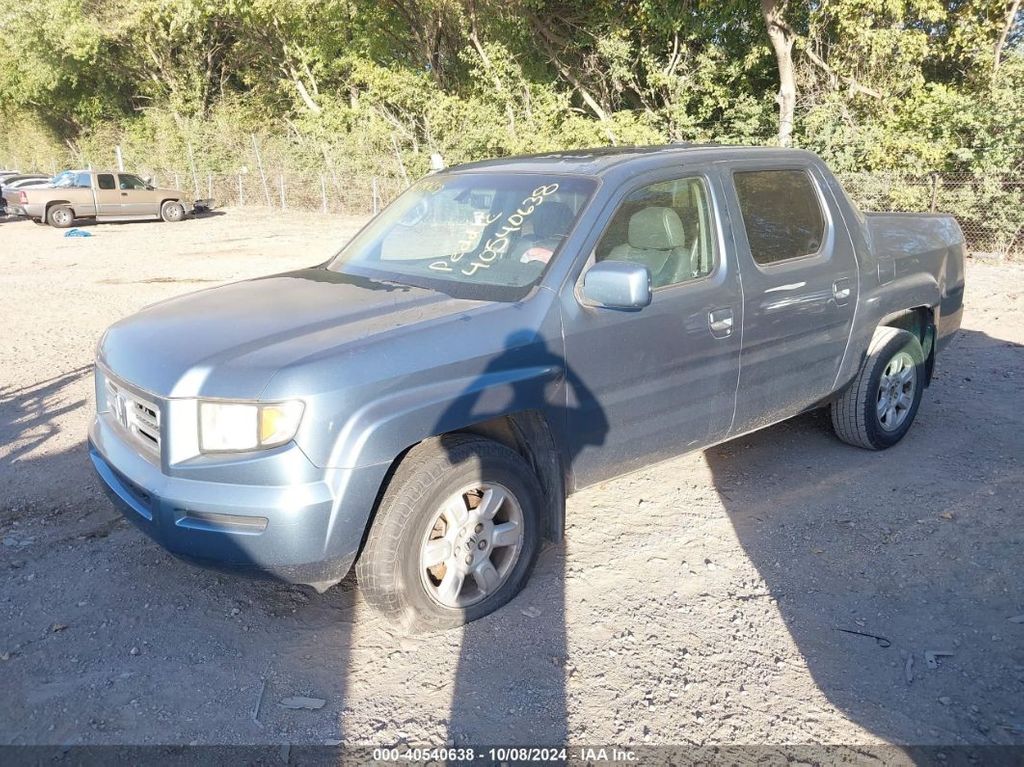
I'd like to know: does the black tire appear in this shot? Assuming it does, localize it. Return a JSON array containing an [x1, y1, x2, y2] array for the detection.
[[357, 434, 543, 632], [46, 205, 74, 228], [160, 200, 185, 222], [830, 326, 925, 450]]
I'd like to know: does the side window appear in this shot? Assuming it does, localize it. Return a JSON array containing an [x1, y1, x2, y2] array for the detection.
[[733, 169, 825, 265], [74, 172, 92, 188], [97, 174, 115, 190], [118, 174, 147, 190], [595, 177, 715, 289]]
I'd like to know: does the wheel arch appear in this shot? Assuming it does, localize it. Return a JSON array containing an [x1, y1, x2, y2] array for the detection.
[[44, 199, 73, 216], [352, 408, 567, 567], [880, 306, 936, 384], [457, 410, 566, 543], [322, 363, 569, 561], [160, 198, 186, 220], [832, 305, 937, 401]]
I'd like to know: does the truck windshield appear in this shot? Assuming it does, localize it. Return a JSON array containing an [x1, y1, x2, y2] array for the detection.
[[326, 173, 597, 300]]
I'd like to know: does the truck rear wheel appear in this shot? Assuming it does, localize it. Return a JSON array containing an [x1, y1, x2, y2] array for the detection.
[[830, 326, 925, 450], [357, 434, 543, 632], [46, 205, 74, 228]]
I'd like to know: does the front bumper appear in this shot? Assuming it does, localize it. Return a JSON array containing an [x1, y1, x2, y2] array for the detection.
[[88, 415, 389, 586]]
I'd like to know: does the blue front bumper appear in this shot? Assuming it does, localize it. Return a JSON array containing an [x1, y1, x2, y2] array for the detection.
[[89, 416, 389, 586]]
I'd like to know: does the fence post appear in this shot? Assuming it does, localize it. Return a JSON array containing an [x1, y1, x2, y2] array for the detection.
[[320, 174, 328, 214], [115, 145, 124, 172], [251, 134, 271, 207], [207, 174, 213, 200], [372, 176, 379, 215], [279, 174, 286, 209], [238, 173, 243, 206], [186, 141, 200, 197], [929, 173, 939, 213], [174, 172, 180, 190]]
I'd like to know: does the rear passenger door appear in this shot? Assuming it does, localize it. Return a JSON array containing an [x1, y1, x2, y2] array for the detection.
[[723, 164, 858, 434]]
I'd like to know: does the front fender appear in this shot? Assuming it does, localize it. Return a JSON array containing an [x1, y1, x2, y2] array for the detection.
[[326, 364, 564, 470]]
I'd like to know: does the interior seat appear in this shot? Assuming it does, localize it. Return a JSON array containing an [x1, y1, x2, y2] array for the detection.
[[606, 206, 692, 287]]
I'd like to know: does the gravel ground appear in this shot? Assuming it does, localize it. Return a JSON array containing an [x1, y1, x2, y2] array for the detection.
[[0, 209, 1021, 749]]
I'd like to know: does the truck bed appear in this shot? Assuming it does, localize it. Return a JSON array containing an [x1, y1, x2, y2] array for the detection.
[[863, 211, 966, 350]]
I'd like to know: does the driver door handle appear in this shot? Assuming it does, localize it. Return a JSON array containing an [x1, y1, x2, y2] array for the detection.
[[833, 278, 852, 304], [708, 308, 734, 338]]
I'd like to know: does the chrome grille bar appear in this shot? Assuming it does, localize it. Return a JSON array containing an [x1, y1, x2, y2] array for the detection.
[[105, 378, 162, 455]]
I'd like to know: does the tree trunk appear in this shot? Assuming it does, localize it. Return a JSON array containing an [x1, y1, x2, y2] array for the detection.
[[994, 0, 1022, 73], [761, 0, 796, 147], [286, 64, 321, 114]]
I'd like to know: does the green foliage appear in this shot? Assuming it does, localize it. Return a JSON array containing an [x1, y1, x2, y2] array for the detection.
[[0, 0, 1020, 234]]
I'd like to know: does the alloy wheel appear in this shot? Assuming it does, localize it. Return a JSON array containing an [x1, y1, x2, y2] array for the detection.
[[876, 351, 916, 431], [419, 482, 524, 609]]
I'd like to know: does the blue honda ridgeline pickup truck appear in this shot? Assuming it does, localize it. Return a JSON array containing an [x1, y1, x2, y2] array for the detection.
[[90, 146, 964, 630]]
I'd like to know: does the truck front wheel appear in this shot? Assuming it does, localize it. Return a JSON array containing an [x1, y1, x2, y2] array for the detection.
[[46, 205, 75, 228], [357, 434, 543, 632], [160, 200, 185, 222], [830, 326, 925, 450]]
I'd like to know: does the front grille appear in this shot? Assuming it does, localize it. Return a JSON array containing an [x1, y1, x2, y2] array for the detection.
[[105, 378, 162, 455]]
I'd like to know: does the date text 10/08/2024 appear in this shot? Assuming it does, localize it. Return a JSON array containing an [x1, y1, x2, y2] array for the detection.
[[372, 747, 637, 762]]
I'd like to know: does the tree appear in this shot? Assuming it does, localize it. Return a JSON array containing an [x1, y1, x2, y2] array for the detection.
[[760, 0, 796, 146]]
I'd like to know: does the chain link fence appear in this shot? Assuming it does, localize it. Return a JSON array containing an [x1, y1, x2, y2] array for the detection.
[[839, 172, 1023, 260], [146, 168, 408, 217], [149, 167, 1022, 260], [6, 150, 1022, 260]]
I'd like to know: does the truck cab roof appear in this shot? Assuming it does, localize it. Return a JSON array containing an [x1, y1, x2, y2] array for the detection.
[[450, 144, 822, 179]]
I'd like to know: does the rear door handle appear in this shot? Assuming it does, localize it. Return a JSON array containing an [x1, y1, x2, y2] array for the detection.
[[708, 308, 734, 338], [833, 278, 852, 303]]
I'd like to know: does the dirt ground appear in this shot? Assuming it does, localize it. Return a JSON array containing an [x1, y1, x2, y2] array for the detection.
[[0, 209, 1021, 750]]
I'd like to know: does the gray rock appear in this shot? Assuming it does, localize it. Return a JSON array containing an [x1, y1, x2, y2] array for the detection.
[[279, 696, 326, 710]]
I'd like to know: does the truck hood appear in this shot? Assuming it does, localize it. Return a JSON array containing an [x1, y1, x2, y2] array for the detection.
[[99, 268, 483, 399]]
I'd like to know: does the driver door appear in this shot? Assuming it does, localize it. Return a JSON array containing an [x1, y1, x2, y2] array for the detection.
[[117, 173, 161, 217], [560, 171, 743, 488]]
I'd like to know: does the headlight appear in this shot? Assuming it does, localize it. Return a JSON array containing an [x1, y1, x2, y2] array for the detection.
[[198, 400, 304, 453]]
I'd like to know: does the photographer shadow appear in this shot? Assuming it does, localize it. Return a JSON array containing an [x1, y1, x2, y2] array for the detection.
[[434, 330, 608, 745]]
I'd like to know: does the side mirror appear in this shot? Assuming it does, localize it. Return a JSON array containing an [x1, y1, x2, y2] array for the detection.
[[579, 260, 652, 310], [144, 177, 154, 189]]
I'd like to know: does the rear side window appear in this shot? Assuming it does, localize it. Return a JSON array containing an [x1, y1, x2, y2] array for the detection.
[[733, 170, 825, 265], [97, 174, 115, 190]]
